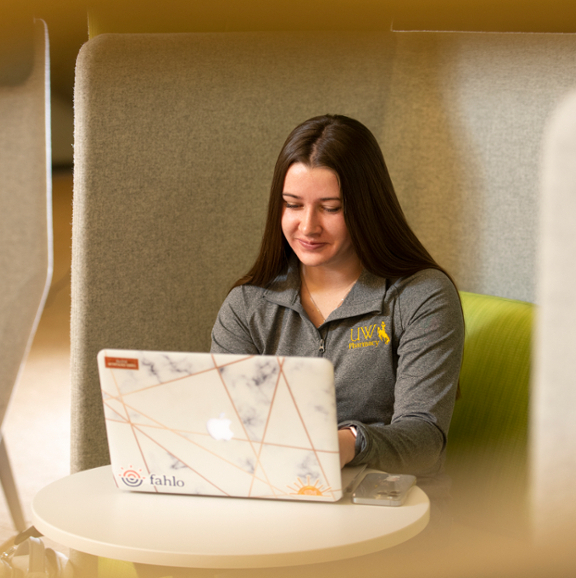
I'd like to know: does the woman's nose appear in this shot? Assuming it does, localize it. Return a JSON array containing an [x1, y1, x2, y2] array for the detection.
[[300, 208, 321, 235]]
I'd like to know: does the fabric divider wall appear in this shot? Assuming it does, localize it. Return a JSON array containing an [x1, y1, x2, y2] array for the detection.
[[384, 31, 576, 303], [71, 32, 395, 472], [0, 19, 52, 531]]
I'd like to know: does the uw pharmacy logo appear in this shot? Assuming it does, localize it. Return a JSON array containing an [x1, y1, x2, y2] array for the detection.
[[348, 322, 390, 350]]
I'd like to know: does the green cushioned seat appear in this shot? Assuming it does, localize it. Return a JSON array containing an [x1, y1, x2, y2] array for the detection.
[[447, 291, 533, 537]]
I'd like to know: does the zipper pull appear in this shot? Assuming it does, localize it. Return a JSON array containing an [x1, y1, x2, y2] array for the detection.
[[319, 338, 325, 353]]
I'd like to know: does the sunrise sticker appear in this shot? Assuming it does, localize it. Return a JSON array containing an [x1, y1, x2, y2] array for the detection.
[[288, 475, 331, 496]]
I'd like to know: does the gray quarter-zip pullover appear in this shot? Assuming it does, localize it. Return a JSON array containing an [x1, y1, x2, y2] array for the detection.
[[211, 258, 464, 497]]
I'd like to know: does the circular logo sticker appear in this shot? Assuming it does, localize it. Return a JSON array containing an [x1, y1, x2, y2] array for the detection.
[[119, 467, 145, 487]]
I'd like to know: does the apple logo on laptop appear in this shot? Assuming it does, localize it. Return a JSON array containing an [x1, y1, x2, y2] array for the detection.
[[206, 413, 234, 441]]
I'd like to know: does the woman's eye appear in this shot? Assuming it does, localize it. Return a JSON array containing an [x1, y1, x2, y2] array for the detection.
[[283, 200, 341, 212]]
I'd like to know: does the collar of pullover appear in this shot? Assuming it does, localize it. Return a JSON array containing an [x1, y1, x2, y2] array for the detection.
[[262, 256, 390, 324]]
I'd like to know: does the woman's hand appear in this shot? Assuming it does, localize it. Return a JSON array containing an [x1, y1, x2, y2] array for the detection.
[[338, 428, 357, 468]]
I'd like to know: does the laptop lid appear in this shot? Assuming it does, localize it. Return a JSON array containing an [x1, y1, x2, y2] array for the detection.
[[97, 350, 345, 502]]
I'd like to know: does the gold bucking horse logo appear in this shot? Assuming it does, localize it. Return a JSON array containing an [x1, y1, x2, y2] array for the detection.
[[377, 322, 390, 344]]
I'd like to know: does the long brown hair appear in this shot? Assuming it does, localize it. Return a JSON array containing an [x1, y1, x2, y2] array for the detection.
[[233, 114, 453, 288]]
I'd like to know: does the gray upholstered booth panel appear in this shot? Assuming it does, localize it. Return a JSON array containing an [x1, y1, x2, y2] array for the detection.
[[72, 32, 394, 471], [72, 31, 576, 471], [384, 32, 576, 303], [0, 19, 52, 427], [0, 19, 52, 529], [0, 20, 52, 428]]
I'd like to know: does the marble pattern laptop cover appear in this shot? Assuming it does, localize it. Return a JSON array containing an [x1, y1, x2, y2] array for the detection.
[[97, 350, 343, 502]]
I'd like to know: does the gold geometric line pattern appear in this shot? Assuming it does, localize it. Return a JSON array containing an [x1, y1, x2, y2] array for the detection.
[[103, 395, 289, 495], [246, 355, 284, 497], [104, 415, 338, 453], [108, 361, 129, 421], [129, 424, 159, 493], [103, 405, 130, 424], [279, 362, 338, 500], [102, 351, 339, 498], [132, 425, 229, 495], [107, 354, 254, 399], [108, 366, 158, 492], [211, 353, 279, 498]]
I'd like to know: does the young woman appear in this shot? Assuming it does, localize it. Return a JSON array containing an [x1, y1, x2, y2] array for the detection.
[[211, 114, 464, 499]]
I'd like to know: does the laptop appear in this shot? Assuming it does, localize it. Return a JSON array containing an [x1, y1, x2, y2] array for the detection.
[[97, 349, 364, 502]]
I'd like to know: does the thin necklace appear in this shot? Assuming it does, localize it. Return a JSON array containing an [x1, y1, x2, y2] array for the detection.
[[301, 274, 357, 323]]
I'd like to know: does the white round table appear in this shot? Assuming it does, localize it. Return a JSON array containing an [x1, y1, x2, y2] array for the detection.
[[32, 466, 429, 570]]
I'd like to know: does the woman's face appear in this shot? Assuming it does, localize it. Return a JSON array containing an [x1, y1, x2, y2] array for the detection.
[[281, 163, 359, 272]]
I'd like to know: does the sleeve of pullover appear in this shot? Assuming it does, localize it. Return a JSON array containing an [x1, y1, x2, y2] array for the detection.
[[344, 271, 464, 478]]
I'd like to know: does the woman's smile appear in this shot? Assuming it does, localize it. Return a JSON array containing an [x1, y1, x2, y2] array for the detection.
[[296, 238, 326, 250]]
